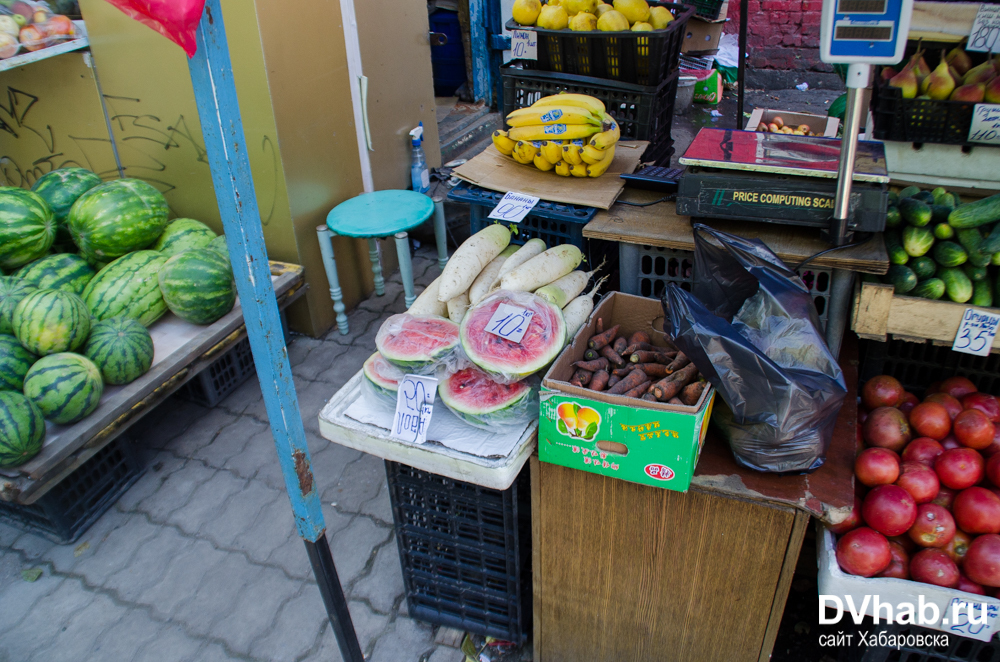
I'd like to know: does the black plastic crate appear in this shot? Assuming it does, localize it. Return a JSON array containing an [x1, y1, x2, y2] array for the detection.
[[683, 0, 728, 20], [0, 435, 144, 544], [502, 66, 678, 165], [859, 337, 1000, 396], [506, 2, 694, 86], [841, 621, 1000, 661], [386, 461, 531, 643]]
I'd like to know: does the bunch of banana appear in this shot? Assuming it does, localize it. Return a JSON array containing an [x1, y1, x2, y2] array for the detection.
[[490, 93, 621, 178]]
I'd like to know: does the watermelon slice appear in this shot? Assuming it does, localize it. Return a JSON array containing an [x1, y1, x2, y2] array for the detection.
[[362, 351, 403, 405], [460, 290, 566, 381], [376, 314, 459, 373], [439, 367, 535, 430]]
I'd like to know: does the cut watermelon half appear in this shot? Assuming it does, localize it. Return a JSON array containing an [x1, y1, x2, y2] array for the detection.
[[460, 290, 566, 381], [439, 366, 535, 430], [376, 313, 460, 373], [362, 351, 403, 404]]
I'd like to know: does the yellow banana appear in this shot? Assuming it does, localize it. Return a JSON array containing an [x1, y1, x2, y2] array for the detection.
[[562, 142, 583, 165], [589, 114, 620, 150], [492, 130, 515, 156], [540, 140, 563, 165], [586, 145, 616, 177], [533, 154, 555, 171], [570, 163, 589, 178], [512, 140, 541, 164], [581, 144, 609, 165], [507, 123, 601, 142], [554, 161, 570, 177], [507, 106, 602, 127], [531, 93, 606, 115]]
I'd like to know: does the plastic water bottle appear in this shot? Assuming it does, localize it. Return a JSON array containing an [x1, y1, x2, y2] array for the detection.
[[409, 123, 430, 194]]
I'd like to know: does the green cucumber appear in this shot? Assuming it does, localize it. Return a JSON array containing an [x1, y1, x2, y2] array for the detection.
[[938, 267, 974, 303], [898, 186, 921, 199], [948, 193, 1000, 229], [909, 256, 937, 280], [972, 279, 994, 307], [932, 205, 953, 224], [964, 262, 989, 282], [885, 206, 902, 229], [886, 265, 918, 293], [887, 191, 899, 206], [911, 278, 945, 300], [900, 198, 933, 227], [914, 191, 935, 204], [931, 187, 948, 204], [933, 241, 968, 267], [902, 225, 935, 257], [982, 223, 1000, 253], [993, 252, 1000, 266], [884, 230, 909, 265], [957, 228, 993, 267], [934, 223, 955, 240]]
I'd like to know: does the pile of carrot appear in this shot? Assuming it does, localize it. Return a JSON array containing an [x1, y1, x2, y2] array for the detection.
[[568, 320, 708, 406]]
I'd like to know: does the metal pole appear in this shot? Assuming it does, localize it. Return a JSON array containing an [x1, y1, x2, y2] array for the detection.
[[187, 2, 363, 661], [737, 0, 748, 129], [831, 63, 871, 246]]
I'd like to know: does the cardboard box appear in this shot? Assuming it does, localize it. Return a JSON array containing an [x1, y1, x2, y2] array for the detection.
[[539, 292, 715, 492], [681, 16, 726, 54], [744, 108, 840, 137]]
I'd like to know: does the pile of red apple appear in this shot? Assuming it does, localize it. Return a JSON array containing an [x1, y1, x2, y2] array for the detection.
[[835, 374, 1000, 595]]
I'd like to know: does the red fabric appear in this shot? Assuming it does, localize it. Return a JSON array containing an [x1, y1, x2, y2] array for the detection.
[[102, 0, 205, 57]]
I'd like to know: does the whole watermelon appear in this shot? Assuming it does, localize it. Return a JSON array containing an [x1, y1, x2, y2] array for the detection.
[[31, 168, 104, 223], [0, 391, 45, 468], [158, 248, 236, 325], [12, 289, 91, 356], [0, 334, 37, 391], [84, 317, 154, 385], [79, 252, 110, 273], [82, 250, 168, 326], [0, 187, 56, 270], [22, 353, 103, 425], [0, 277, 37, 335], [154, 218, 217, 257], [14, 253, 95, 296], [68, 179, 169, 262]]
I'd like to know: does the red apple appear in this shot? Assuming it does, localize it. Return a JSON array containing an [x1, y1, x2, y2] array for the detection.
[[945, 529, 973, 564], [935, 448, 985, 490], [933, 486, 957, 510], [963, 393, 1000, 423], [954, 408, 996, 450], [863, 484, 918, 537], [964, 534, 1000, 587], [953, 487, 1000, 534], [940, 377, 978, 400], [877, 541, 910, 579], [910, 548, 960, 587], [958, 573, 986, 595], [856, 447, 901, 486], [828, 496, 863, 535], [908, 503, 956, 547], [836, 527, 892, 577], [982, 427, 1000, 457], [987, 452, 1000, 486], [910, 402, 952, 440], [926, 393, 963, 421], [864, 407, 912, 452], [896, 461, 940, 503], [942, 434, 962, 450], [902, 437, 945, 466], [862, 375, 905, 410], [899, 392, 920, 416]]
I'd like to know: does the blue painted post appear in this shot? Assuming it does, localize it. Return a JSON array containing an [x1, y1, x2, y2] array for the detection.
[[469, 0, 492, 106], [186, 2, 362, 660]]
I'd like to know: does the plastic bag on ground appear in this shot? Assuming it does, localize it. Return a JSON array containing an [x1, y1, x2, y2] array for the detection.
[[662, 224, 847, 473], [103, 0, 204, 57]]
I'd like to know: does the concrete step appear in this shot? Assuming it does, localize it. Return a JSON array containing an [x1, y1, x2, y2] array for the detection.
[[440, 111, 501, 165]]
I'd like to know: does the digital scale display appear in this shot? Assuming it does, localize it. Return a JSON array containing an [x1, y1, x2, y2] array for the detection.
[[821, 0, 912, 63], [834, 23, 894, 41], [837, 0, 886, 14]]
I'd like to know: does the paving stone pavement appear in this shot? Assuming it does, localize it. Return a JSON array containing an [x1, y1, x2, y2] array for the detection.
[[0, 246, 472, 662]]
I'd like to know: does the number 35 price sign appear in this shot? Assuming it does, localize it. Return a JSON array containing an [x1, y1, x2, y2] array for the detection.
[[953, 308, 1000, 357]]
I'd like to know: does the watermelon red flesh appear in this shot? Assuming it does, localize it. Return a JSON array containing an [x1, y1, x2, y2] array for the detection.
[[376, 314, 460, 372], [0, 391, 45, 468], [363, 352, 401, 395], [459, 291, 566, 380], [0, 187, 56, 270], [68, 178, 169, 261], [439, 367, 532, 427], [14, 253, 95, 296]]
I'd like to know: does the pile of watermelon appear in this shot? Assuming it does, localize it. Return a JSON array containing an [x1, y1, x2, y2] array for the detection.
[[0, 168, 239, 468]]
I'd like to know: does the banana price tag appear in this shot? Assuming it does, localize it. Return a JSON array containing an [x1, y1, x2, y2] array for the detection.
[[967, 4, 1000, 53], [391, 375, 437, 445], [488, 191, 539, 224], [953, 308, 1000, 357], [511, 29, 537, 60], [485, 303, 535, 343], [969, 105, 1000, 146]]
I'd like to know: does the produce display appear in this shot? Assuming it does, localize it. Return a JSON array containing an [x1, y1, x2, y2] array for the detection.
[[439, 366, 537, 430], [30, 167, 102, 246], [0, 1, 79, 60], [883, 45, 1000, 102], [12, 288, 90, 355], [0, 276, 36, 334], [876, 188, 1000, 304], [512, 0, 676, 32], [361, 351, 403, 406], [834, 374, 1000, 593], [82, 250, 169, 326], [154, 218, 217, 257], [68, 178, 169, 262], [0, 334, 36, 391], [14, 252, 94, 295], [157, 248, 236, 325], [22, 352, 102, 425], [84, 317, 154, 386], [376, 314, 461, 374], [752, 116, 823, 136], [0, 187, 54, 270], [492, 93, 621, 178], [0, 391, 44, 469]]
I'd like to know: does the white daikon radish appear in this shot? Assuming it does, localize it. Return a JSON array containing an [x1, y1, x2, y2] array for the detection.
[[562, 276, 608, 341], [469, 245, 517, 305], [534, 258, 605, 308], [500, 245, 583, 292], [407, 276, 447, 317], [494, 238, 546, 283], [437, 225, 511, 302], [446, 291, 470, 324]]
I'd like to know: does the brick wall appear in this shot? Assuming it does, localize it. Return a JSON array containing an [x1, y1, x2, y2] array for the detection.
[[724, 0, 832, 72]]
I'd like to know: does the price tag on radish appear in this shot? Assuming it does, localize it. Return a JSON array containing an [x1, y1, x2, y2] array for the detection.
[[485, 303, 535, 343], [510, 29, 537, 61], [967, 4, 1000, 53], [969, 105, 1000, 146], [952, 308, 1000, 357], [391, 375, 437, 445], [488, 191, 539, 224]]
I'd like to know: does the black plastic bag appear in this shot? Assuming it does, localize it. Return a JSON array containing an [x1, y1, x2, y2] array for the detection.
[[662, 224, 846, 473]]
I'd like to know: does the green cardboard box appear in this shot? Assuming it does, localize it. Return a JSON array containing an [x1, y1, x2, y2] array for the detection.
[[538, 293, 715, 492]]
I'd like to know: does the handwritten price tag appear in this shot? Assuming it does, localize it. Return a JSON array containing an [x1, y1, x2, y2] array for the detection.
[[953, 308, 1000, 357], [511, 29, 538, 60], [968, 4, 1000, 53], [488, 191, 540, 224], [485, 303, 535, 343], [390, 375, 437, 445], [970, 104, 1000, 146], [946, 597, 1000, 641]]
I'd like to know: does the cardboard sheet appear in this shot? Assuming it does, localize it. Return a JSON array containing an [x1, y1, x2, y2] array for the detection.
[[452, 141, 649, 210]]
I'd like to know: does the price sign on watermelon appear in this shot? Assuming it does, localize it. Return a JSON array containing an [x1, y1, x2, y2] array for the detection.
[[485, 303, 534, 343], [391, 375, 437, 445], [953, 308, 1000, 357]]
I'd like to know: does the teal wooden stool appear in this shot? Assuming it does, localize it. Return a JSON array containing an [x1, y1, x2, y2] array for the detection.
[[317, 190, 446, 335]]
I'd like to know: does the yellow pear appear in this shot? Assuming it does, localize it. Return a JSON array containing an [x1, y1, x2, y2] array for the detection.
[[649, 5, 673, 28], [537, 3, 569, 29], [596, 8, 630, 30], [512, 0, 542, 25], [564, 0, 598, 15], [631, 21, 652, 30], [613, 0, 650, 24], [569, 11, 598, 30], [548, 0, 561, 5], [595, 2, 614, 16]]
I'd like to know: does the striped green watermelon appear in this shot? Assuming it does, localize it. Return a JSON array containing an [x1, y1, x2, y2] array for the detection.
[[79, 252, 111, 273], [0, 187, 56, 270], [0, 334, 37, 391], [0, 277, 37, 335], [31, 168, 104, 223], [13, 289, 91, 356], [14, 253, 95, 296], [84, 317, 154, 385], [68, 179, 169, 261], [22, 353, 103, 425], [439, 366, 534, 430], [376, 314, 460, 373], [207, 235, 229, 262], [158, 248, 236, 325], [154, 218, 217, 257], [0, 391, 45, 468], [82, 251, 168, 327]]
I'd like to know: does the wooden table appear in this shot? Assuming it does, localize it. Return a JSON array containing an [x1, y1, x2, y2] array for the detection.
[[530, 336, 858, 662]]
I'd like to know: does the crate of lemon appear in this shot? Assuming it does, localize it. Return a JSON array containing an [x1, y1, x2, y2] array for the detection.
[[492, 94, 621, 178], [507, 0, 694, 86]]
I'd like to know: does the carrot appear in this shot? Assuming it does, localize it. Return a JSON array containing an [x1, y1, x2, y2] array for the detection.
[[668, 397, 684, 405], [612, 337, 628, 355], [607, 374, 621, 389], [624, 381, 651, 398], [630, 350, 676, 364], [680, 381, 707, 406], [665, 352, 690, 374], [607, 369, 647, 395], [628, 331, 650, 346], [583, 349, 600, 361], [588, 324, 620, 350], [590, 369, 610, 391], [633, 363, 669, 378], [600, 344, 626, 368], [624, 341, 657, 355], [653, 364, 698, 400], [573, 357, 609, 372], [611, 366, 634, 378], [597, 318, 604, 333], [641, 393, 658, 402]]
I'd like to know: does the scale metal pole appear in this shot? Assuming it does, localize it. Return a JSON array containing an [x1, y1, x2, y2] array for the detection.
[[830, 64, 871, 246]]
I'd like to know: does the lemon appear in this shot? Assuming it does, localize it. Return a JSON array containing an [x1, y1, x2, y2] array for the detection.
[[595, 2, 614, 16], [648, 5, 674, 28], [537, 3, 569, 28], [596, 8, 629, 30], [613, 0, 650, 24], [569, 11, 598, 29], [512, 0, 542, 25], [564, 0, 598, 14], [547, 0, 561, 5], [631, 21, 652, 30]]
